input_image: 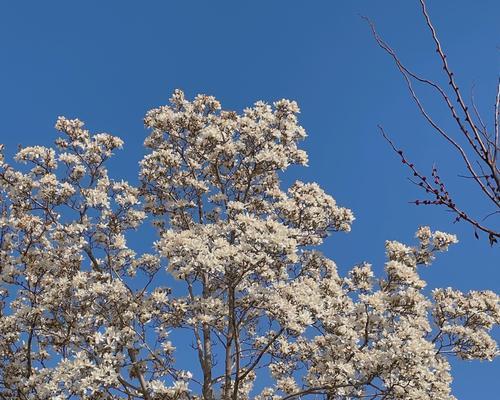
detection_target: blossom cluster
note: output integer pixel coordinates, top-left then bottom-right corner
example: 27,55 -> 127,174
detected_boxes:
0,91 -> 498,400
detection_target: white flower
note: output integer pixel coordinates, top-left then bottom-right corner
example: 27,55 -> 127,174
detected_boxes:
0,90 -> 495,400
432,230 -> 458,251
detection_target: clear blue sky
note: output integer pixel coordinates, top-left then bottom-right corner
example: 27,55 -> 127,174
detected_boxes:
0,1 -> 498,397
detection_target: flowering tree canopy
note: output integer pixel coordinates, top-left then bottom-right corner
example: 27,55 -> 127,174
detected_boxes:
0,90 -> 498,400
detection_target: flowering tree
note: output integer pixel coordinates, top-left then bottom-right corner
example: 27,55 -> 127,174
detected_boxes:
0,90 -> 498,399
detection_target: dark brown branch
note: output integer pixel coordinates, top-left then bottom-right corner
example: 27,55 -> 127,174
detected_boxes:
364,3 -> 499,243
379,125 -> 499,243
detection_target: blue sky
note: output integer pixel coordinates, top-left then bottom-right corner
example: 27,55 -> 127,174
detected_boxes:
0,1 -> 498,397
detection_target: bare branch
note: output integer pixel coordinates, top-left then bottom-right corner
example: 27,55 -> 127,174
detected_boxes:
364,2 -> 499,243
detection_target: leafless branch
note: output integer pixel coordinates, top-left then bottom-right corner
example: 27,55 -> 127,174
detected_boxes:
379,125 -> 499,244
364,1 -> 499,244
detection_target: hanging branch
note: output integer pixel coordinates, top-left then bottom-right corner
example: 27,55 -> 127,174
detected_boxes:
364,0 -> 499,245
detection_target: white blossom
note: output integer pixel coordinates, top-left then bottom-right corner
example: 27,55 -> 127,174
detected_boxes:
0,91 -> 497,400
